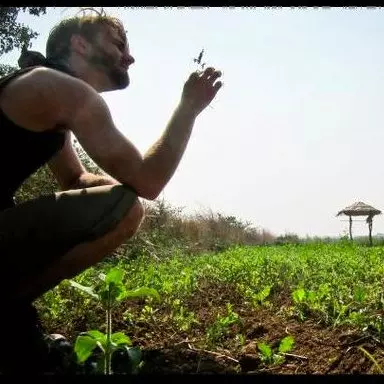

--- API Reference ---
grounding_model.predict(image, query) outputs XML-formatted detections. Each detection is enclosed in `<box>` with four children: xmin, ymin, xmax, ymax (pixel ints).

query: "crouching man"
<box><xmin>0</xmin><ymin>10</ymin><xmax>222</xmax><ymax>373</ymax></box>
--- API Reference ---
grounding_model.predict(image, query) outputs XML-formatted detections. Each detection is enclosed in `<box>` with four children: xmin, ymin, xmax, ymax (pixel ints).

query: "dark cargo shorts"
<box><xmin>0</xmin><ymin>184</ymin><xmax>137</xmax><ymax>284</ymax></box>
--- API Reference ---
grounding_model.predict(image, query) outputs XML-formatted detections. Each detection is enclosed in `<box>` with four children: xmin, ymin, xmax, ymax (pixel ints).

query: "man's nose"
<box><xmin>123</xmin><ymin>53</ymin><xmax>135</xmax><ymax>67</ymax></box>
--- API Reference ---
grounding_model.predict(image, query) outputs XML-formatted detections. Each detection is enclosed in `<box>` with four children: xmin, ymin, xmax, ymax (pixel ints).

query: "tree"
<box><xmin>0</xmin><ymin>7</ymin><xmax>47</xmax><ymax>76</ymax></box>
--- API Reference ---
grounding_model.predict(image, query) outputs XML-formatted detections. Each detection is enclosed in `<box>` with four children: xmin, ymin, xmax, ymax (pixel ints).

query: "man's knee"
<box><xmin>65</xmin><ymin>184</ymin><xmax>142</xmax><ymax>242</ymax></box>
<box><xmin>122</xmin><ymin>198</ymin><xmax>145</xmax><ymax>236</ymax></box>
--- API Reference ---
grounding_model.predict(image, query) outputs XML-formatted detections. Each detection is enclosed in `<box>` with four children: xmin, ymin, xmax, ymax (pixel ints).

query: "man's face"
<box><xmin>86</xmin><ymin>24</ymin><xmax>135</xmax><ymax>90</ymax></box>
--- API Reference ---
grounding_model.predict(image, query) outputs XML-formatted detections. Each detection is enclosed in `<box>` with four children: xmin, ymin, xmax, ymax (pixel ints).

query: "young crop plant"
<box><xmin>291</xmin><ymin>285</ymin><xmax>332</xmax><ymax>324</ymax></box>
<box><xmin>238</xmin><ymin>283</ymin><xmax>273</xmax><ymax>308</ymax></box>
<box><xmin>170</xmin><ymin>299</ymin><xmax>200</xmax><ymax>332</ymax></box>
<box><xmin>291</xmin><ymin>288</ymin><xmax>311</xmax><ymax>321</ymax></box>
<box><xmin>258</xmin><ymin>336</ymin><xmax>295</xmax><ymax>366</ymax></box>
<box><xmin>69</xmin><ymin>267</ymin><xmax>160</xmax><ymax>374</ymax></box>
<box><xmin>206</xmin><ymin>303</ymin><xmax>242</xmax><ymax>346</ymax></box>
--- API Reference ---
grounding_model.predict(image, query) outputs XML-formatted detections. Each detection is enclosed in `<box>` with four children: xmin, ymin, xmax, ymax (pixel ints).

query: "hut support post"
<box><xmin>367</xmin><ymin>215</ymin><xmax>373</xmax><ymax>247</ymax></box>
<box><xmin>349</xmin><ymin>215</ymin><xmax>353</xmax><ymax>241</ymax></box>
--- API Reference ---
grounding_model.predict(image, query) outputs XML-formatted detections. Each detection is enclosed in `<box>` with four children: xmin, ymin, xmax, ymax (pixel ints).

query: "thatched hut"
<box><xmin>336</xmin><ymin>201</ymin><xmax>381</xmax><ymax>245</ymax></box>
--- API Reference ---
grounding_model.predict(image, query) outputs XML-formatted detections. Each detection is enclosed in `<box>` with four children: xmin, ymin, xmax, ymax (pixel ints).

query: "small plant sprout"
<box><xmin>192</xmin><ymin>48</ymin><xmax>216</xmax><ymax>109</ymax></box>
<box><xmin>69</xmin><ymin>267</ymin><xmax>160</xmax><ymax>375</ymax></box>
<box><xmin>170</xmin><ymin>299</ymin><xmax>199</xmax><ymax>332</ymax></box>
<box><xmin>258</xmin><ymin>336</ymin><xmax>295</xmax><ymax>366</ymax></box>
<box><xmin>206</xmin><ymin>303</ymin><xmax>242</xmax><ymax>346</ymax></box>
<box><xmin>193</xmin><ymin>48</ymin><xmax>206</xmax><ymax>72</ymax></box>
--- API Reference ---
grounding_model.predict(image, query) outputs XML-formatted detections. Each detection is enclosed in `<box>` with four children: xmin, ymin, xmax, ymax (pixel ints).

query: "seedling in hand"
<box><xmin>193</xmin><ymin>48</ymin><xmax>206</xmax><ymax>72</ymax></box>
<box><xmin>193</xmin><ymin>48</ymin><xmax>214</xmax><ymax>109</ymax></box>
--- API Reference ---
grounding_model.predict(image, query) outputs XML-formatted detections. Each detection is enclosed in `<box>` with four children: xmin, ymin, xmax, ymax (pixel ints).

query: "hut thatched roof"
<box><xmin>336</xmin><ymin>201</ymin><xmax>382</xmax><ymax>217</ymax></box>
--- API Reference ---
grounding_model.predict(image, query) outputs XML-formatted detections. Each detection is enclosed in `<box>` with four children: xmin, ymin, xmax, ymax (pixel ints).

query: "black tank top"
<box><xmin>0</xmin><ymin>67</ymin><xmax>67</xmax><ymax>210</ymax></box>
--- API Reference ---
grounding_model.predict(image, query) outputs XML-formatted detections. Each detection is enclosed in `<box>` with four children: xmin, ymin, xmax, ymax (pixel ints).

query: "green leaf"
<box><xmin>278</xmin><ymin>336</ymin><xmax>295</xmax><ymax>353</ymax></box>
<box><xmin>307</xmin><ymin>290</ymin><xmax>317</xmax><ymax>304</ymax></box>
<box><xmin>116</xmin><ymin>286</ymin><xmax>128</xmax><ymax>302</ymax></box>
<box><xmin>318</xmin><ymin>283</ymin><xmax>330</xmax><ymax>299</ymax></box>
<box><xmin>292</xmin><ymin>288</ymin><xmax>306</xmax><ymax>303</ymax></box>
<box><xmin>258</xmin><ymin>342</ymin><xmax>273</xmax><ymax>359</ymax></box>
<box><xmin>353</xmin><ymin>286</ymin><xmax>366</xmax><ymax>303</ymax></box>
<box><xmin>74</xmin><ymin>335</ymin><xmax>98</xmax><ymax>363</ymax></box>
<box><xmin>256</xmin><ymin>285</ymin><xmax>272</xmax><ymax>302</ymax></box>
<box><xmin>122</xmin><ymin>287</ymin><xmax>160</xmax><ymax>301</ymax></box>
<box><xmin>110</xmin><ymin>283</ymin><xmax>125</xmax><ymax>302</ymax></box>
<box><xmin>85</xmin><ymin>330</ymin><xmax>107</xmax><ymax>344</ymax></box>
<box><xmin>69</xmin><ymin>280</ymin><xmax>99</xmax><ymax>300</ymax></box>
<box><xmin>111</xmin><ymin>332</ymin><xmax>132</xmax><ymax>346</ymax></box>
<box><xmin>98</xmin><ymin>282</ymin><xmax>126</xmax><ymax>307</ymax></box>
<box><xmin>106</xmin><ymin>268</ymin><xmax>125</xmax><ymax>285</ymax></box>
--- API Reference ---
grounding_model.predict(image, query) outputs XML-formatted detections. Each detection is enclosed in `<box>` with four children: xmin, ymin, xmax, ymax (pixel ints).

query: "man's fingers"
<box><xmin>208</xmin><ymin>70</ymin><xmax>222</xmax><ymax>84</ymax></box>
<box><xmin>213</xmin><ymin>80</ymin><xmax>223</xmax><ymax>92</ymax></box>
<box><xmin>189</xmin><ymin>67</ymin><xmax>222</xmax><ymax>83</ymax></box>
<box><xmin>188</xmin><ymin>71</ymin><xmax>200</xmax><ymax>82</ymax></box>
<box><xmin>201</xmin><ymin>68</ymin><xmax>222</xmax><ymax>88</ymax></box>
<box><xmin>200</xmin><ymin>67</ymin><xmax>215</xmax><ymax>78</ymax></box>
<box><xmin>186</xmin><ymin>67</ymin><xmax>223</xmax><ymax>101</ymax></box>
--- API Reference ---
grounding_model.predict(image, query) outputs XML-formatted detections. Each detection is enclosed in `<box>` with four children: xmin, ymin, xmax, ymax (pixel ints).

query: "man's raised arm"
<box><xmin>68</xmin><ymin>67</ymin><xmax>222</xmax><ymax>199</ymax></box>
<box><xmin>0</xmin><ymin>66</ymin><xmax>222</xmax><ymax>200</ymax></box>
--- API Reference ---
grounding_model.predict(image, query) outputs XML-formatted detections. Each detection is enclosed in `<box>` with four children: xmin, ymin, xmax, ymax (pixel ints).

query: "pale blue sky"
<box><xmin>4</xmin><ymin>7</ymin><xmax>384</xmax><ymax>237</ymax></box>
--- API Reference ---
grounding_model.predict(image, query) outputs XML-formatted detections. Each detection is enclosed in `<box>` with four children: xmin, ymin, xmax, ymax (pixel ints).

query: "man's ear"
<box><xmin>70</xmin><ymin>34</ymin><xmax>90</xmax><ymax>56</ymax></box>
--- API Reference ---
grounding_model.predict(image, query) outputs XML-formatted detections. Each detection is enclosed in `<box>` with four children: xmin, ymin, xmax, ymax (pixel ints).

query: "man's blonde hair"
<box><xmin>46</xmin><ymin>8</ymin><xmax>125</xmax><ymax>60</ymax></box>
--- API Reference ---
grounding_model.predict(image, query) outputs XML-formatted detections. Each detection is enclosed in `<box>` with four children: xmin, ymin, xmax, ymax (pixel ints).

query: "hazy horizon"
<box><xmin>3</xmin><ymin>7</ymin><xmax>384</xmax><ymax>238</ymax></box>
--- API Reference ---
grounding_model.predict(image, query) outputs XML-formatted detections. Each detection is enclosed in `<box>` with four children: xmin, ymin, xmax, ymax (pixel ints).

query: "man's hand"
<box><xmin>180</xmin><ymin>67</ymin><xmax>223</xmax><ymax>116</ymax></box>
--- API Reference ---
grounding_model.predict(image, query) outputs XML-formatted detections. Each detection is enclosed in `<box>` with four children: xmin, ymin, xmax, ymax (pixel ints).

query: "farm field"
<box><xmin>37</xmin><ymin>242</ymin><xmax>384</xmax><ymax>374</ymax></box>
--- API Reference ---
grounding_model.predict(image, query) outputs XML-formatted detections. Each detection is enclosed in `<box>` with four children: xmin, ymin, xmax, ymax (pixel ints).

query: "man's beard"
<box><xmin>87</xmin><ymin>47</ymin><xmax>129</xmax><ymax>90</ymax></box>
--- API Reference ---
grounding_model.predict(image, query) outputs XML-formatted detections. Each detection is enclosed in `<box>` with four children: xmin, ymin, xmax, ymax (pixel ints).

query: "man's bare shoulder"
<box><xmin>4</xmin><ymin>66</ymin><xmax>95</xmax><ymax>99</ymax></box>
<box><xmin>0</xmin><ymin>67</ymin><xmax>98</xmax><ymax>132</ymax></box>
